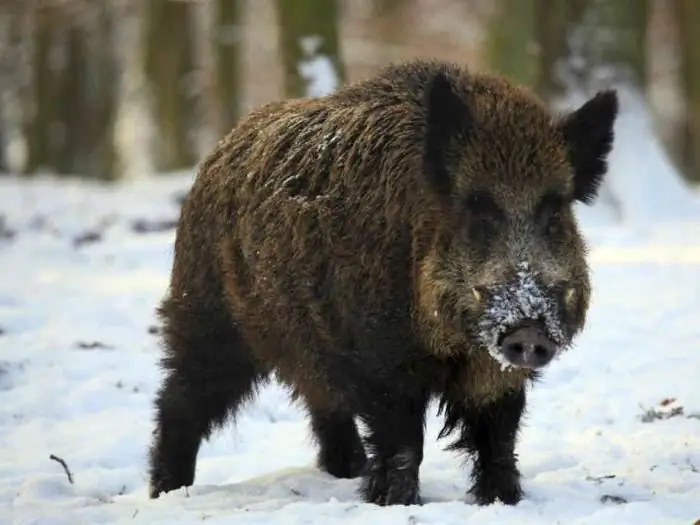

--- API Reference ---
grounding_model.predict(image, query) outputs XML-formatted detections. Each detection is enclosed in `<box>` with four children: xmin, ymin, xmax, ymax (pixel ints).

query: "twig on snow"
<box><xmin>600</xmin><ymin>494</ymin><xmax>627</xmax><ymax>505</ymax></box>
<box><xmin>49</xmin><ymin>454</ymin><xmax>74</xmax><ymax>484</ymax></box>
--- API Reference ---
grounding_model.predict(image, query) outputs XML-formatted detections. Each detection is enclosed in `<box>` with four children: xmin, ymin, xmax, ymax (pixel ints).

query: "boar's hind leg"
<box><xmin>358</xmin><ymin>392</ymin><xmax>429</xmax><ymax>506</ymax></box>
<box><xmin>148</xmin><ymin>298</ymin><xmax>266</xmax><ymax>499</ymax></box>
<box><xmin>309</xmin><ymin>407</ymin><xmax>367</xmax><ymax>479</ymax></box>
<box><xmin>442</xmin><ymin>388</ymin><xmax>526</xmax><ymax>506</ymax></box>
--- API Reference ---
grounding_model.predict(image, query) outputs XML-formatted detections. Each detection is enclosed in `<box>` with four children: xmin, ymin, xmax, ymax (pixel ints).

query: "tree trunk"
<box><xmin>274</xmin><ymin>0</ymin><xmax>345</xmax><ymax>98</ymax></box>
<box><xmin>484</xmin><ymin>0</ymin><xmax>539</xmax><ymax>88</ymax></box>
<box><xmin>213</xmin><ymin>0</ymin><xmax>241</xmax><ymax>137</ymax></box>
<box><xmin>2</xmin><ymin>4</ymin><xmax>32</xmax><ymax>174</ymax></box>
<box><xmin>533</xmin><ymin>0</ymin><xmax>576</xmax><ymax>102</ymax></box>
<box><xmin>372</xmin><ymin>0</ymin><xmax>408</xmax><ymax>65</ymax></box>
<box><xmin>21</xmin><ymin>3</ymin><xmax>119</xmax><ymax>179</ymax></box>
<box><xmin>142</xmin><ymin>0</ymin><xmax>198</xmax><ymax>171</ymax></box>
<box><xmin>674</xmin><ymin>0</ymin><xmax>700</xmax><ymax>183</ymax></box>
<box><xmin>87</xmin><ymin>4</ymin><xmax>119</xmax><ymax>180</ymax></box>
<box><xmin>25</xmin><ymin>5</ymin><xmax>58</xmax><ymax>174</ymax></box>
<box><xmin>55</xmin><ymin>18</ymin><xmax>86</xmax><ymax>175</ymax></box>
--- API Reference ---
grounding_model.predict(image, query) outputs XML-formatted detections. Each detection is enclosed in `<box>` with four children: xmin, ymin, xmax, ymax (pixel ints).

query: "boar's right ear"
<box><xmin>423</xmin><ymin>70</ymin><xmax>471</xmax><ymax>197</ymax></box>
<box><xmin>559</xmin><ymin>90</ymin><xmax>619</xmax><ymax>205</ymax></box>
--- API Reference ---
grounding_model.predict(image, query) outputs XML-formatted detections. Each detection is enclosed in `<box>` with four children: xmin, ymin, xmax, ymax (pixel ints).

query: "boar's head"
<box><xmin>418</xmin><ymin>67</ymin><xmax>618</xmax><ymax>371</ymax></box>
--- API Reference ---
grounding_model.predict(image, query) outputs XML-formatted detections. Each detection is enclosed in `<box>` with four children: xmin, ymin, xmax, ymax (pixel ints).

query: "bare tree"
<box><xmin>24</xmin><ymin>3</ymin><xmax>57</xmax><ymax>174</ymax></box>
<box><xmin>0</xmin><ymin>2</ymin><xmax>32</xmax><ymax>172</ymax></box>
<box><xmin>274</xmin><ymin>0</ymin><xmax>345</xmax><ymax>98</ymax></box>
<box><xmin>532</xmin><ymin>0</ymin><xmax>585</xmax><ymax>103</ymax></box>
<box><xmin>55</xmin><ymin>3</ymin><xmax>119</xmax><ymax>179</ymax></box>
<box><xmin>10</xmin><ymin>2</ymin><xmax>119</xmax><ymax>179</ymax></box>
<box><xmin>673</xmin><ymin>0</ymin><xmax>700</xmax><ymax>182</ymax></box>
<box><xmin>212</xmin><ymin>0</ymin><xmax>242</xmax><ymax>138</ymax></box>
<box><xmin>142</xmin><ymin>0</ymin><xmax>198</xmax><ymax>171</ymax></box>
<box><xmin>484</xmin><ymin>0</ymin><xmax>592</xmax><ymax>104</ymax></box>
<box><xmin>484</xmin><ymin>0</ymin><xmax>539</xmax><ymax>88</ymax></box>
<box><xmin>371</xmin><ymin>0</ymin><xmax>408</xmax><ymax>66</ymax></box>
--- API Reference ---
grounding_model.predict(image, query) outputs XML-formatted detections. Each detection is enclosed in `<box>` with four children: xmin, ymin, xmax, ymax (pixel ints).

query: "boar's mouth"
<box><xmin>475</xmin><ymin>261</ymin><xmax>568</xmax><ymax>371</ymax></box>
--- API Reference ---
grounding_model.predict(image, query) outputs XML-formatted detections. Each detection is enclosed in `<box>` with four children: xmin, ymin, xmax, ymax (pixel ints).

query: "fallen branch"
<box><xmin>600</xmin><ymin>494</ymin><xmax>627</xmax><ymax>505</ymax></box>
<box><xmin>49</xmin><ymin>454</ymin><xmax>74</xmax><ymax>484</ymax></box>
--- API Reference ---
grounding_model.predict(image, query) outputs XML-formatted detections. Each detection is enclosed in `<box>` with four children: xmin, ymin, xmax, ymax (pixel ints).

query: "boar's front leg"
<box><xmin>358</xmin><ymin>390</ymin><xmax>429</xmax><ymax>506</ymax></box>
<box><xmin>441</xmin><ymin>388</ymin><xmax>526</xmax><ymax>506</ymax></box>
<box><xmin>309</xmin><ymin>406</ymin><xmax>367</xmax><ymax>479</ymax></box>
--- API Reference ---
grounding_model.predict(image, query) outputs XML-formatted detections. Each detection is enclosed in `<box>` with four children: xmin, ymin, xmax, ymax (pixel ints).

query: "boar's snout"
<box><xmin>499</xmin><ymin>322</ymin><xmax>556</xmax><ymax>369</ymax></box>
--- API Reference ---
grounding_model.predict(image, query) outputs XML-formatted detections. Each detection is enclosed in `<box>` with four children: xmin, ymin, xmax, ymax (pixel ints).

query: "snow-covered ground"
<box><xmin>2</xmin><ymin>105</ymin><xmax>700</xmax><ymax>523</ymax></box>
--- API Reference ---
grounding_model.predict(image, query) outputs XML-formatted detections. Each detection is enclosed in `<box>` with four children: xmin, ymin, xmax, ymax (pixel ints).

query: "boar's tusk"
<box><xmin>565</xmin><ymin>286</ymin><xmax>576</xmax><ymax>305</ymax></box>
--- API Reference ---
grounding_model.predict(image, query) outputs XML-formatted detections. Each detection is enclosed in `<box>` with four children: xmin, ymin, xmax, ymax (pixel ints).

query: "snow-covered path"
<box><xmin>1</xmin><ymin>173</ymin><xmax>699</xmax><ymax>525</ymax></box>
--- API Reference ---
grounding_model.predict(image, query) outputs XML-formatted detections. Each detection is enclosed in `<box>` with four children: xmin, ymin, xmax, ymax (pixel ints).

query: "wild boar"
<box><xmin>147</xmin><ymin>58</ymin><xmax>618</xmax><ymax>507</ymax></box>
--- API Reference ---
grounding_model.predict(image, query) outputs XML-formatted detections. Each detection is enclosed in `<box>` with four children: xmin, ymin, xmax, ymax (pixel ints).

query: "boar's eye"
<box><xmin>463</xmin><ymin>191</ymin><xmax>504</xmax><ymax>245</ymax></box>
<box><xmin>535</xmin><ymin>192</ymin><xmax>567</xmax><ymax>235</ymax></box>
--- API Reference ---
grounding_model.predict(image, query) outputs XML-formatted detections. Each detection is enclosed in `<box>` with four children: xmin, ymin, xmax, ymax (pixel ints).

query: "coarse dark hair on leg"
<box><xmin>148</xmin><ymin>294</ymin><xmax>268</xmax><ymax>499</ymax></box>
<box><xmin>308</xmin><ymin>406</ymin><xmax>367</xmax><ymax>479</ymax></box>
<box><xmin>357</xmin><ymin>388</ymin><xmax>430</xmax><ymax>506</ymax></box>
<box><xmin>438</xmin><ymin>387</ymin><xmax>527</xmax><ymax>505</ymax></box>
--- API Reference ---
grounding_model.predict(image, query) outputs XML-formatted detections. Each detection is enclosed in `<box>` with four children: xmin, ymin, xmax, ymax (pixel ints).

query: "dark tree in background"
<box><xmin>674</xmin><ymin>0</ymin><xmax>700</xmax><ymax>182</ymax></box>
<box><xmin>142</xmin><ymin>0</ymin><xmax>198</xmax><ymax>172</ymax></box>
<box><xmin>485</xmin><ymin>0</ymin><xmax>570</xmax><ymax>102</ymax></box>
<box><xmin>485</xmin><ymin>0</ymin><xmax>539</xmax><ymax>89</ymax></box>
<box><xmin>0</xmin><ymin>3</ymin><xmax>31</xmax><ymax>174</ymax></box>
<box><xmin>25</xmin><ymin>4</ymin><xmax>58</xmax><ymax>175</ymax></box>
<box><xmin>372</xmin><ymin>0</ymin><xmax>408</xmax><ymax>66</ymax></box>
<box><xmin>274</xmin><ymin>0</ymin><xmax>345</xmax><ymax>98</ymax></box>
<box><xmin>0</xmin><ymin>0</ymin><xmax>699</xmax><ymax>186</ymax></box>
<box><xmin>212</xmin><ymin>0</ymin><xmax>242</xmax><ymax>138</ymax></box>
<box><xmin>56</xmin><ymin>3</ymin><xmax>119</xmax><ymax>179</ymax></box>
<box><xmin>532</xmin><ymin>0</ymin><xmax>582</xmax><ymax>103</ymax></box>
<box><xmin>22</xmin><ymin>2</ymin><xmax>119</xmax><ymax>179</ymax></box>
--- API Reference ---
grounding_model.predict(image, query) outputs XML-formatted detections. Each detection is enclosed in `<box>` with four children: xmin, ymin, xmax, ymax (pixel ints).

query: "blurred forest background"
<box><xmin>0</xmin><ymin>0</ymin><xmax>698</xmax><ymax>186</ymax></box>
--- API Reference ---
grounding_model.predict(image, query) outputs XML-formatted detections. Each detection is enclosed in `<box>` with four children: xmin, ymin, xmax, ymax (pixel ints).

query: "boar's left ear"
<box><xmin>559</xmin><ymin>90</ymin><xmax>619</xmax><ymax>204</ymax></box>
<box><xmin>423</xmin><ymin>70</ymin><xmax>472</xmax><ymax>196</ymax></box>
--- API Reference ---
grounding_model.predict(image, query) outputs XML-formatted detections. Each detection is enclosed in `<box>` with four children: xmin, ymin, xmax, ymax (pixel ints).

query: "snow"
<box><xmin>2</xmin><ymin>102</ymin><xmax>700</xmax><ymax>524</ymax></box>
<box><xmin>298</xmin><ymin>35</ymin><xmax>340</xmax><ymax>97</ymax></box>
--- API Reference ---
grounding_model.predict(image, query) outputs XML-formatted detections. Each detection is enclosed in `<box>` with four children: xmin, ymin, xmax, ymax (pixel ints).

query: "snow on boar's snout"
<box><xmin>477</xmin><ymin>262</ymin><xmax>569</xmax><ymax>371</ymax></box>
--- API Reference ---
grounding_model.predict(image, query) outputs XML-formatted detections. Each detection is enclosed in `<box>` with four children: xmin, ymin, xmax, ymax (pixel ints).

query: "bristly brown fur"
<box><xmin>147</xmin><ymin>58</ymin><xmax>618</xmax><ymax>506</ymax></box>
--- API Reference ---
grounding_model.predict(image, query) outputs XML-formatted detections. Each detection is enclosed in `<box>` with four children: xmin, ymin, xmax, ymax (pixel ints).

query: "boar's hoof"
<box><xmin>360</xmin><ymin>457</ymin><xmax>422</xmax><ymax>506</ymax></box>
<box><xmin>148</xmin><ymin>476</ymin><xmax>188</xmax><ymax>500</ymax></box>
<box><xmin>319</xmin><ymin>443</ymin><xmax>367</xmax><ymax>479</ymax></box>
<box><xmin>499</xmin><ymin>323</ymin><xmax>556</xmax><ymax>369</ymax></box>
<box><xmin>469</xmin><ymin>468</ymin><xmax>523</xmax><ymax>506</ymax></box>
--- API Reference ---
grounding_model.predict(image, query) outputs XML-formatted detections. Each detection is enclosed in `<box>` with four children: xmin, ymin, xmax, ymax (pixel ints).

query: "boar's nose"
<box><xmin>499</xmin><ymin>323</ymin><xmax>556</xmax><ymax>369</ymax></box>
